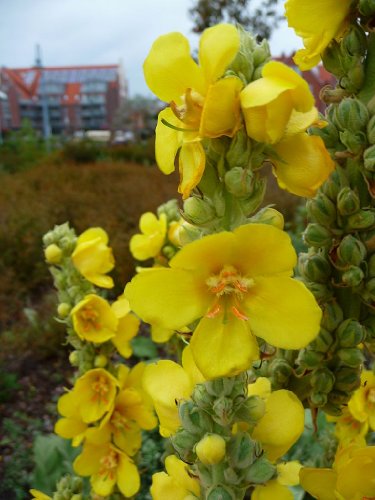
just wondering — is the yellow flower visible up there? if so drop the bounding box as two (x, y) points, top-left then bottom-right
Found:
(252, 462), (301, 499)
(272, 132), (335, 198)
(144, 24), (242, 199)
(329, 407), (368, 447)
(72, 227), (114, 288)
(142, 346), (205, 437)
(348, 370), (375, 430)
(249, 378), (305, 461)
(55, 389), (88, 446)
(74, 441), (140, 498)
(150, 454), (200, 500)
(195, 434), (226, 465)
(125, 224), (321, 379)
(111, 296), (140, 358)
(285, 0), (353, 70)
(130, 212), (167, 261)
(71, 294), (118, 343)
(240, 61), (316, 145)
(300, 444), (375, 500)
(44, 243), (62, 264)
(66, 368), (118, 423)
(29, 490), (51, 500)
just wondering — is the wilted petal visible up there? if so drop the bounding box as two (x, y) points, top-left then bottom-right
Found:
(178, 141), (206, 199)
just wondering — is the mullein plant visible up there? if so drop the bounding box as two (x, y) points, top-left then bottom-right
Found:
(32, 2), (375, 499)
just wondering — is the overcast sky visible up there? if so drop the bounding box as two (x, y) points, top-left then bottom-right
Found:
(0, 0), (302, 97)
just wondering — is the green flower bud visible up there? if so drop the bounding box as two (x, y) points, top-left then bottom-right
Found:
(337, 347), (364, 367)
(57, 302), (71, 318)
(359, 0), (375, 17)
(306, 282), (334, 302)
(250, 207), (284, 229)
(367, 115), (375, 145)
(311, 368), (336, 393)
(334, 367), (361, 392)
(69, 351), (79, 366)
(45, 243), (63, 264)
(299, 252), (332, 283)
(172, 429), (200, 462)
(309, 328), (334, 353)
(310, 392), (328, 407)
(336, 319), (365, 347)
(252, 39), (271, 68)
(303, 223), (333, 248)
(328, 390), (351, 405)
(224, 167), (253, 197)
(157, 199), (180, 222)
(322, 40), (345, 77)
(227, 432), (257, 469)
(335, 98), (369, 132)
(178, 402), (203, 435)
(343, 24), (367, 58)
(361, 229), (375, 252)
(94, 354), (108, 368)
(226, 129), (252, 169)
(245, 456), (276, 484)
(71, 495), (82, 500)
(346, 210), (375, 230)
(306, 194), (337, 226)
(322, 402), (343, 416)
(364, 144), (375, 172)
(337, 235), (367, 267)
(339, 130), (366, 154)
(310, 121), (339, 149)
(183, 197), (216, 226)
(236, 395), (265, 424)
(238, 178), (266, 215)
(207, 485), (235, 500)
(162, 244), (176, 260)
(297, 349), (324, 369)
(368, 253), (375, 277)
(321, 301), (344, 331)
(269, 358), (292, 384)
(344, 61), (365, 92)
(337, 187), (360, 216)
(213, 396), (234, 424)
(341, 265), (364, 286)
(196, 434), (226, 465)
(228, 26), (256, 83)
(364, 314), (375, 339)
(322, 170), (341, 201)
(365, 277), (375, 301)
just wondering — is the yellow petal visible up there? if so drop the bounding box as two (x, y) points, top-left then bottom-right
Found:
(190, 314), (259, 379)
(252, 390), (305, 461)
(29, 490), (52, 500)
(117, 455), (141, 498)
(200, 77), (243, 138)
(178, 141), (206, 199)
(165, 455), (201, 496)
(76, 227), (109, 245)
(73, 442), (105, 476)
(199, 23), (240, 84)
(125, 268), (210, 330)
(252, 480), (293, 500)
(91, 470), (116, 497)
(299, 468), (337, 500)
(181, 345), (206, 386)
(272, 133), (335, 198)
(54, 417), (86, 439)
(143, 361), (193, 437)
(143, 32), (205, 103)
(244, 276), (321, 349)
(233, 224), (296, 277)
(336, 446), (375, 499)
(151, 324), (176, 343)
(155, 108), (182, 175)
(151, 471), (186, 500)
(248, 377), (272, 399)
(277, 461), (302, 486)
(285, 107), (319, 137)
(112, 313), (140, 358)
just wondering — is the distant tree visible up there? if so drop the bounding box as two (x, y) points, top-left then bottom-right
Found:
(189, 0), (282, 40)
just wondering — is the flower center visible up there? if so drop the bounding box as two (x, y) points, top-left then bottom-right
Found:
(99, 449), (118, 480)
(111, 409), (130, 432)
(205, 265), (254, 320)
(91, 375), (110, 405)
(80, 306), (101, 331)
(171, 88), (204, 129)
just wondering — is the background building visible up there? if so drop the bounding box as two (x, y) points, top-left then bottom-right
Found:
(0, 62), (127, 135)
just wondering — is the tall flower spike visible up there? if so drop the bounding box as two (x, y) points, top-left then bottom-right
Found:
(143, 23), (243, 199)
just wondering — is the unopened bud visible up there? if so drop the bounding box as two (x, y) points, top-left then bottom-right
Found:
(335, 98), (369, 132)
(337, 347), (364, 367)
(250, 207), (284, 229)
(306, 282), (333, 302)
(310, 392), (328, 407)
(309, 328), (333, 353)
(337, 187), (360, 216)
(342, 265), (364, 286)
(334, 367), (361, 392)
(94, 354), (108, 368)
(367, 115), (375, 144)
(336, 319), (365, 347)
(303, 223), (333, 248)
(321, 301), (343, 331)
(69, 351), (79, 366)
(336, 235), (367, 267)
(57, 302), (71, 318)
(195, 434), (226, 465)
(183, 197), (216, 226)
(306, 194), (336, 226)
(241, 395), (266, 423)
(365, 277), (375, 301)
(161, 244), (176, 260)
(322, 170), (341, 201)
(310, 122), (339, 149)
(297, 349), (324, 369)
(364, 144), (375, 172)
(226, 129), (252, 168)
(207, 485), (235, 500)
(224, 167), (253, 197)
(339, 130), (366, 154)
(310, 368), (335, 393)
(322, 40), (345, 77)
(252, 38), (271, 68)
(328, 390), (351, 406)
(45, 243), (63, 264)
(227, 432), (257, 469)
(346, 209), (375, 230)
(172, 429), (199, 462)
(359, 0), (375, 17)
(300, 252), (331, 283)
(245, 456), (276, 484)
(269, 358), (292, 384)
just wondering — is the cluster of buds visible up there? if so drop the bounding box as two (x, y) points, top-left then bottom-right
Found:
(31, 475), (83, 500)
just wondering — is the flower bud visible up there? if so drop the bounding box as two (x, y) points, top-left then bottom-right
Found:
(336, 235), (367, 267)
(306, 194), (337, 226)
(337, 347), (364, 367)
(224, 167), (253, 197)
(226, 129), (252, 169)
(183, 197), (216, 226)
(343, 24), (367, 57)
(309, 328), (333, 353)
(161, 244), (176, 260)
(269, 358), (292, 385)
(252, 39), (271, 68)
(245, 456), (276, 484)
(359, 0), (375, 17)
(309, 392), (328, 407)
(172, 429), (199, 462)
(310, 121), (339, 149)
(239, 395), (265, 424)
(303, 223), (333, 248)
(344, 61), (365, 92)
(94, 354), (108, 368)
(299, 252), (332, 283)
(250, 207), (284, 229)
(57, 302), (71, 318)
(321, 301), (343, 331)
(367, 115), (375, 144)
(195, 434), (226, 465)
(69, 351), (79, 366)
(337, 187), (360, 216)
(44, 243), (63, 264)
(335, 98), (369, 132)
(328, 390), (351, 405)
(364, 314), (375, 339)
(306, 282), (334, 302)
(322, 170), (341, 201)
(311, 368), (335, 393)
(207, 485), (236, 500)
(334, 367), (361, 392)
(361, 229), (375, 252)
(336, 319), (365, 347)
(322, 41), (345, 77)
(238, 178), (266, 215)
(339, 130), (366, 154)
(341, 265), (364, 286)
(178, 401), (203, 435)
(323, 402), (343, 416)
(346, 209), (375, 230)
(297, 349), (324, 369)
(365, 277), (375, 302)
(227, 432), (257, 469)
(364, 144), (375, 171)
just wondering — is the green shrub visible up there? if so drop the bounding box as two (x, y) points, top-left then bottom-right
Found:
(61, 139), (104, 164)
